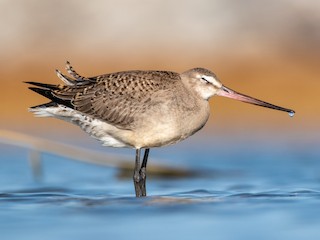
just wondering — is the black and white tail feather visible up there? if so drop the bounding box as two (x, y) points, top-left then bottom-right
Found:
(25, 61), (125, 147)
(26, 61), (91, 109)
(55, 61), (95, 86)
(25, 61), (91, 117)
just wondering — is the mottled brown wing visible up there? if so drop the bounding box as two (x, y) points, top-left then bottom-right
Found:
(52, 70), (181, 130)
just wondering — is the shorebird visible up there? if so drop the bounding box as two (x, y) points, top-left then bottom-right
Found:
(26, 61), (295, 197)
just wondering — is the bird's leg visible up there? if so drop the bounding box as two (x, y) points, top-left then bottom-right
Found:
(133, 148), (150, 197)
(139, 148), (150, 197)
(133, 149), (143, 197)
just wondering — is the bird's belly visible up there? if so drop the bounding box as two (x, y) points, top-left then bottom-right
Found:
(31, 102), (210, 149)
(132, 102), (210, 148)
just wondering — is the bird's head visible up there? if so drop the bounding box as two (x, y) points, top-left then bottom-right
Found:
(181, 68), (295, 116)
(181, 68), (222, 100)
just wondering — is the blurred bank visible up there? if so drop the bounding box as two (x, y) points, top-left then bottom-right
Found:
(0, 0), (319, 145)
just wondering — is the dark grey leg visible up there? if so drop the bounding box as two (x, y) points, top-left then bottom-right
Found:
(133, 149), (143, 197)
(139, 148), (150, 196)
(141, 148), (150, 169)
(133, 148), (150, 197)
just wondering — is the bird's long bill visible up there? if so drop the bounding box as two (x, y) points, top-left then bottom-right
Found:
(217, 86), (295, 116)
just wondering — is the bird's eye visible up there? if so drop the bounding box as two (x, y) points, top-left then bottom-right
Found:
(201, 76), (210, 83)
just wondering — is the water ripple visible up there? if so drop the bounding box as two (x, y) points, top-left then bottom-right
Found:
(0, 188), (319, 208)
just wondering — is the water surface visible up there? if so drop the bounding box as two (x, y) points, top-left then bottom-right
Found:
(1, 137), (319, 240)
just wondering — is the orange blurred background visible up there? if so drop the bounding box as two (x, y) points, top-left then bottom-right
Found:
(1, 0), (319, 145)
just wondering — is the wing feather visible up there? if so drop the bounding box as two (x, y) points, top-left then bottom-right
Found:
(52, 70), (181, 129)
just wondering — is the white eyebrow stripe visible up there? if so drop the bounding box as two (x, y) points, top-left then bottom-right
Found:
(202, 75), (214, 83)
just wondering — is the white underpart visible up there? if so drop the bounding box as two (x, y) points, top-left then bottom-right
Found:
(29, 105), (131, 148)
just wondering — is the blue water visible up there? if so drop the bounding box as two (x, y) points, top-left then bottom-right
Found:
(1, 135), (320, 240)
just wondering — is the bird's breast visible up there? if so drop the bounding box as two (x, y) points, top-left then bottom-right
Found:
(131, 95), (210, 148)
